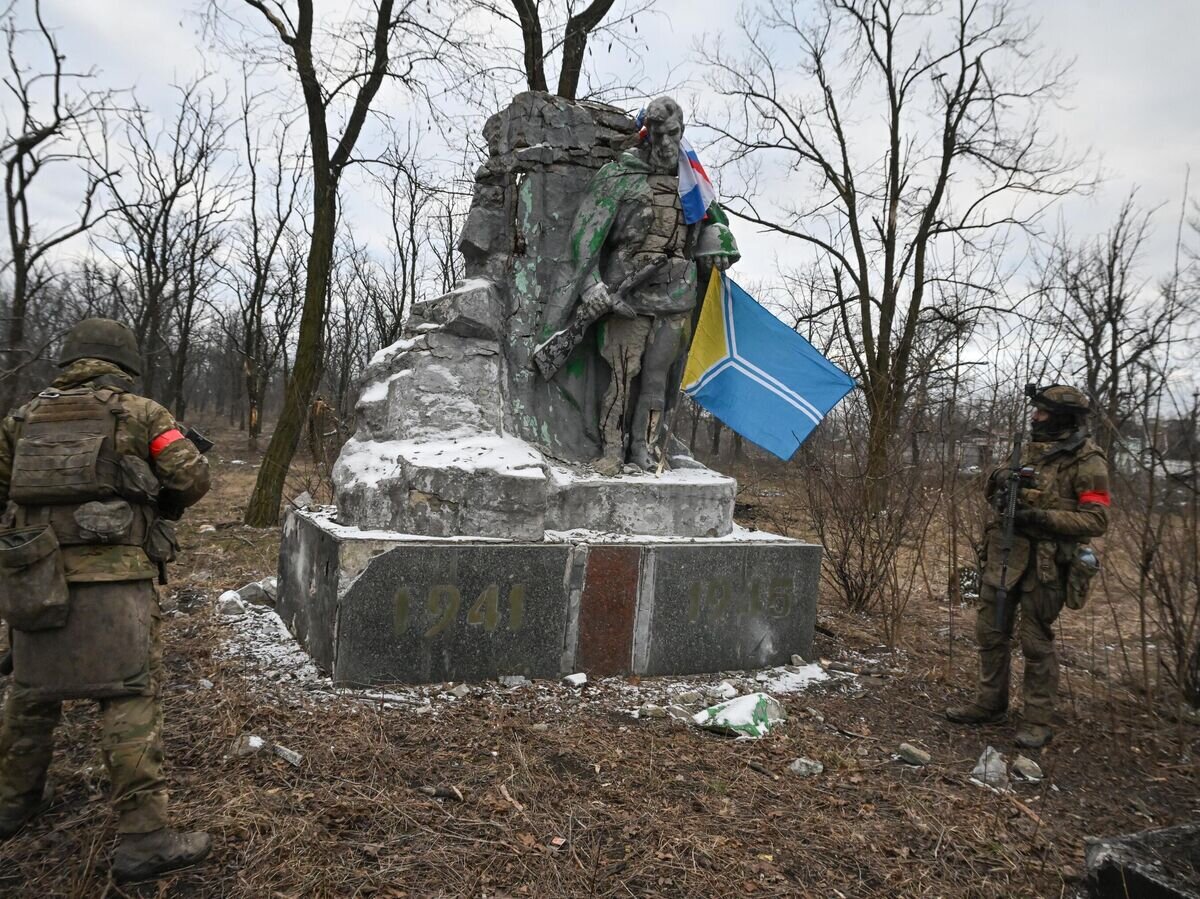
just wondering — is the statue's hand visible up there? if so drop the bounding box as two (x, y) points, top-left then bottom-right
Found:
(713, 255), (734, 272)
(582, 281), (637, 319)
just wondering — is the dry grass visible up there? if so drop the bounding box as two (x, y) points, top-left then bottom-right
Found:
(0, 427), (1195, 897)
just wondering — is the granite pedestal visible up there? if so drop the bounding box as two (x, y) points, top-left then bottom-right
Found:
(277, 508), (822, 685)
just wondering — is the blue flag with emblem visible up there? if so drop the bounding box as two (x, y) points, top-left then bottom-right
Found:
(682, 270), (855, 460)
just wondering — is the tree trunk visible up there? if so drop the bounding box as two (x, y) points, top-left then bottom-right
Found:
(244, 181), (337, 526)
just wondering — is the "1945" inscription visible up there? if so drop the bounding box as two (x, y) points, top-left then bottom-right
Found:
(687, 576), (793, 624)
(393, 583), (527, 639)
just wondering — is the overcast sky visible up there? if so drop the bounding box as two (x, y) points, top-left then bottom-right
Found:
(11, 0), (1200, 292)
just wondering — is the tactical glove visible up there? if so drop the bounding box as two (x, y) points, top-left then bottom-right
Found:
(1013, 508), (1045, 528)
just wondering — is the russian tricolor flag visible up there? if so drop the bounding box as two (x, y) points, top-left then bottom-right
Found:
(678, 137), (716, 224)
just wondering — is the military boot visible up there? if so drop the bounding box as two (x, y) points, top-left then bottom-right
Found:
(111, 828), (212, 883)
(0, 791), (52, 840)
(1015, 724), (1053, 749)
(944, 703), (1007, 725)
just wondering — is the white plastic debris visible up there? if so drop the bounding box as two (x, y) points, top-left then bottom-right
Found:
(197, 678), (214, 691)
(499, 675), (529, 688)
(449, 683), (472, 699)
(692, 692), (786, 739)
(971, 745), (1009, 788)
(563, 672), (588, 687)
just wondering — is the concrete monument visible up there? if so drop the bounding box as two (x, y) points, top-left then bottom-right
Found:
(277, 92), (822, 685)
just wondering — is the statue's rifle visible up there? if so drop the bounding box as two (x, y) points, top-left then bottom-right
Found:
(994, 433), (1024, 631)
(531, 256), (667, 380)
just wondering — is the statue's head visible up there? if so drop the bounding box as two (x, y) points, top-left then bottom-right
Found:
(642, 96), (684, 174)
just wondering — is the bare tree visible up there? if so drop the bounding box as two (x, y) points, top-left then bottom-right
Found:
(213, 82), (302, 449)
(705, 0), (1086, 505)
(1037, 193), (1188, 459)
(493, 0), (648, 99)
(96, 80), (234, 405)
(0, 0), (113, 407)
(216, 0), (465, 526)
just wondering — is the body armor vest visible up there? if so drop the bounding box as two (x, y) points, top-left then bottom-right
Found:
(9, 387), (158, 549)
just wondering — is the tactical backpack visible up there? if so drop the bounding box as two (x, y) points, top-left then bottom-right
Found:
(8, 386), (160, 546)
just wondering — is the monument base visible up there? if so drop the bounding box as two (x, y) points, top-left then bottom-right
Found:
(277, 508), (821, 686)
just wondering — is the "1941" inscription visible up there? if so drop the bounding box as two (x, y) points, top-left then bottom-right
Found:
(393, 583), (527, 639)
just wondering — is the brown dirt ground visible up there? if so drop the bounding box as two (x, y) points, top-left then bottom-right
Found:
(0, 426), (1196, 898)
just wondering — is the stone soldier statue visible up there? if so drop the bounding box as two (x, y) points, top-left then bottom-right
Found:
(538, 96), (739, 475)
(946, 384), (1109, 748)
(0, 319), (212, 881)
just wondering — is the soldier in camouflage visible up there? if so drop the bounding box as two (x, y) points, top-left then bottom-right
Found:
(946, 385), (1110, 749)
(0, 319), (212, 881)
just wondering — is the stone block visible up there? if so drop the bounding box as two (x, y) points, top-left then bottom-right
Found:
(278, 510), (821, 685)
(333, 434), (548, 539)
(335, 542), (575, 684)
(633, 542), (822, 676)
(545, 466), (736, 537)
(353, 332), (503, 442)
(412, 278), (504, 340)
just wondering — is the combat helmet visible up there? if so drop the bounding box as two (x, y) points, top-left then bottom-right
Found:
(1026, 383), (1090, 418)
(58, 318), (142, 376)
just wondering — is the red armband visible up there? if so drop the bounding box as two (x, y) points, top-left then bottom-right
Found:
(1078, 490), (1111, 507)
(150, 428), (185, 459)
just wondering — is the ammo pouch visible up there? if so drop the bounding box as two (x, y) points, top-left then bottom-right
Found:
(144, 517), (179, 566)
(981, 528), (1031, 590)
(1063, 543), (1099, 610)
(0, 526), (69, 631)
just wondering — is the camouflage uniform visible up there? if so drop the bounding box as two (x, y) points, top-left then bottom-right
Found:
(0, 358), (209, 835)
(950, 385), (1109, 746)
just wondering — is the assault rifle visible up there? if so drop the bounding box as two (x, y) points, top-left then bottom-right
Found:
(993, 434), (1023, 630)
(531, 256), (667, 379)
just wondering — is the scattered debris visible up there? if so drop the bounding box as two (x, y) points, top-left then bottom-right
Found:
(418, 785), (464, 801)
(637, 703), (667, 719)
(805, 706), (826, 724)
(665, 704), (692, 722)
(971, 746), (1009, 789)
(273, 744), (303, 767)
(449, 683), (472, 699)
(707, 681), (738, 701)
(1012, 755), (1044, 782)
(197, 678), (214, 691)
(217, 592), (247, 616)
(765, 663), (829, 695)
(236, 580), (274, 607)
(898, 743), (932, 766)
(563, 672), (587, 687)
(692, 693), (786, 739)
(529, 722), (549, 733)
(499, 675), (530, 688)
(230, 735), (268, 758)
(676, 690), (702, 704)
(788, 757), (824, 777)
(198, 524), (216, 534)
